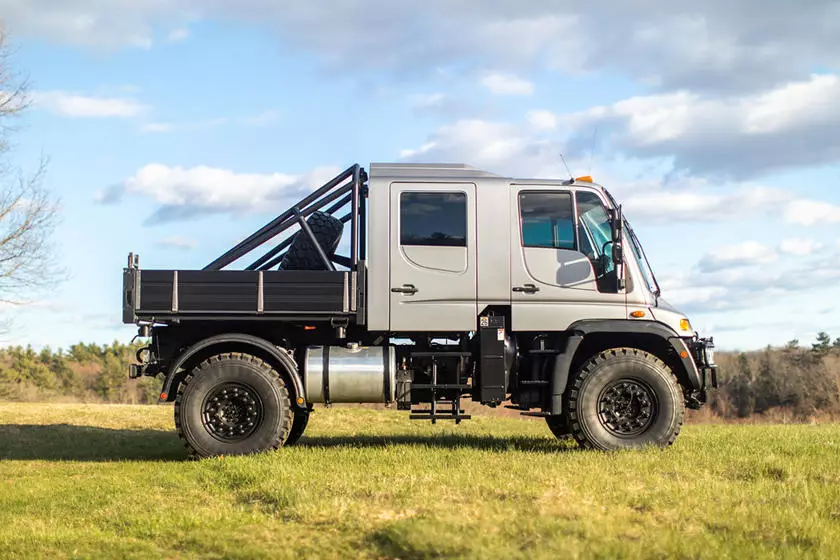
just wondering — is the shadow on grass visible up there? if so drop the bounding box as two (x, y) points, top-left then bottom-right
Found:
(0, 424), (186, 462)
(0, 425), (577, 461)
(299, 433), (577, 454)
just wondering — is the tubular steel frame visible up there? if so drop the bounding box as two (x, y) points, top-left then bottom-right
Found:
(203, 164), (367, 272)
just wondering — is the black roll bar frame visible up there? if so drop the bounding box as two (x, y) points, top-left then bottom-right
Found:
(203, 164), (367, 272)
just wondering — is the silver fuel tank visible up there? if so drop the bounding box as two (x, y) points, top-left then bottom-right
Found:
(303, 345), (396, 403)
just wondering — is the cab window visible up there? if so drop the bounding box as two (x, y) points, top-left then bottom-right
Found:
(519, 192), (575, 249)
(400, 192), (467, 247)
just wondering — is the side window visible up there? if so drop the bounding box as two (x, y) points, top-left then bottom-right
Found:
(519, 192), (575, 249)
(400, 192), (467, 247)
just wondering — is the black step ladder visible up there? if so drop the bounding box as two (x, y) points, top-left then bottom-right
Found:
(408, 351), (472, 424)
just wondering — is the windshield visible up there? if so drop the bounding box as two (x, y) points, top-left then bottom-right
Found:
(625, 217), (660, 296)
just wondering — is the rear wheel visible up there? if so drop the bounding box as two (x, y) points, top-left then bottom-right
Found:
(566, 348), (684, 451)
(175, 353), (293, 458)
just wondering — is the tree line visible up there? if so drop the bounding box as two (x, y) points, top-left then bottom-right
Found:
(1, 333), (839, 419)
(0, 341), (159, 404)
(706, 332), (840, 420)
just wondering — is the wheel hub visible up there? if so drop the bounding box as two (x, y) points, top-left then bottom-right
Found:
(597, 379), (657, 437)
(201, 383), (263, 442)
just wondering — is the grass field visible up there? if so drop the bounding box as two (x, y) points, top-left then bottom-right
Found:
(1, 404), (839, 559)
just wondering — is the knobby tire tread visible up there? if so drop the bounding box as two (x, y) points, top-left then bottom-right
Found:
(566, 347), (685, 451)
(174, 352), (293, 459)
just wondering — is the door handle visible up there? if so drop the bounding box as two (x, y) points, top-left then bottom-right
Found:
(391, 284), (418, 295)
(512, 284), (540, 294)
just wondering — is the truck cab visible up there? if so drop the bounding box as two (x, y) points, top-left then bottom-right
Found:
(123, 163), (717, 457)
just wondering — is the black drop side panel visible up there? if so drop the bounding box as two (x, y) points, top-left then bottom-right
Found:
(262, 270), (346, 312)
(135, 269), (348, 316)
(179, 271), (259, 312)
(138, 270), (174, 312)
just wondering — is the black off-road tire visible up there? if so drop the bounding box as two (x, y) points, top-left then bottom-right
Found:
(566, 348), (684, 451)
(279, 211), (343, 270)
(174, 353), (293, 459)
(545, 415), (571, 439)
(284, 407), (311, 446)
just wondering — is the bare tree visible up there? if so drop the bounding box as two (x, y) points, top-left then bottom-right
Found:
(0, 27), (59, 311)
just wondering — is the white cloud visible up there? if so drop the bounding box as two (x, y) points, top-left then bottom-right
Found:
(165, 27), (190, 43)
(779, 238), (823, 256)
(782, 199), (840, 226)
(140, 122), (174, 133)
(157, 235), (198, 250)
(526, 110), (558, 131)
(5, 1), (838, 95)
(565, 74), (840, 178)
(399, 119), (561, 178)
(697, 241), (777, 273)
(139, 110), (281, 133)
(480, 72), (534, 95)
(621, 184), (791, 225)
(33, 91), (147, 118)
(410, 92), (445, 108)
(118, 163), (341, 222)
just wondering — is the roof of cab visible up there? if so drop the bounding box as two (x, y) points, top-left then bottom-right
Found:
(369, 162), (502, 179)
(368, 162), (605, 191)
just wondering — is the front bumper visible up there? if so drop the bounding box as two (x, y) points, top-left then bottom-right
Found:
(690, 336), (718, 389)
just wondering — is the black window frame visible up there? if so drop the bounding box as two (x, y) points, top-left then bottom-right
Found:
(399, 190), (468, 248)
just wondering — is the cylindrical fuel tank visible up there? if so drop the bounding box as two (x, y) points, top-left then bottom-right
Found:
(304, 345), (396, 403)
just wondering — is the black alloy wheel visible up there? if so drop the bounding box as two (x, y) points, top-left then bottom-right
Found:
(201, 383), (264, 442)
(597, 379), (657, 437)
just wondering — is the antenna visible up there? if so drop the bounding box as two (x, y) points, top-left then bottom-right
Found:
(559, 152), (574, 181)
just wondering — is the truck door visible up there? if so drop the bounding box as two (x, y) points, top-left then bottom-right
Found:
(389, 183), (477, 332)
(509, 187), (626, 331)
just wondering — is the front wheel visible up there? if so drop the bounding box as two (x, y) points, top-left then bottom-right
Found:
(566, 348), (684, 451)
(174, 353), (293, 458)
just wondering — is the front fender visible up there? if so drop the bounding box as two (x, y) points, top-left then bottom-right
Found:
(158, 333), (306, 408)
(565, 319), (703, 390)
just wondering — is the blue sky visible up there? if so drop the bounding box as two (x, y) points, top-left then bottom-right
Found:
(1, 1), (839, 351)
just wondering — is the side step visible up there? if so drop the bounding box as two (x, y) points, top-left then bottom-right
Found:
(408, 350), (471, 424)
(410, 411), (472, 422)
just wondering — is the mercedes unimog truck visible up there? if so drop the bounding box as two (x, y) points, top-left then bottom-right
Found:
(122, 163), (717, 458)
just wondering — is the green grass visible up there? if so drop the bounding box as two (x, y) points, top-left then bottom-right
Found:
(1, 404), (839, 559)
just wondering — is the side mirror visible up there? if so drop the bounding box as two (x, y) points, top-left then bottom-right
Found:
(610, 205), (626, 291)
(612, 242), (623, 265)
(610, 205), (624, 266)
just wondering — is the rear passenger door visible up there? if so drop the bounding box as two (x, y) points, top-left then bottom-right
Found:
(389, 183), (477, 332)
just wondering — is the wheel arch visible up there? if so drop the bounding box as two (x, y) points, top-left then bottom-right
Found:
(568, 320), (701, 394)
(160, 333), (306, 408)
(547, 320), (701, 414)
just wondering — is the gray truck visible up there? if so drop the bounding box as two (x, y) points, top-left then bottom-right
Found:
(122, 163), (717, 458)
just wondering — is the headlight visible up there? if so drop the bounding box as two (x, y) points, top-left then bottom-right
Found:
(679, 318), (692, 332)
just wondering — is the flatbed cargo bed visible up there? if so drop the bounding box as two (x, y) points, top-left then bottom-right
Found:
(123, 268), (354, 323)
